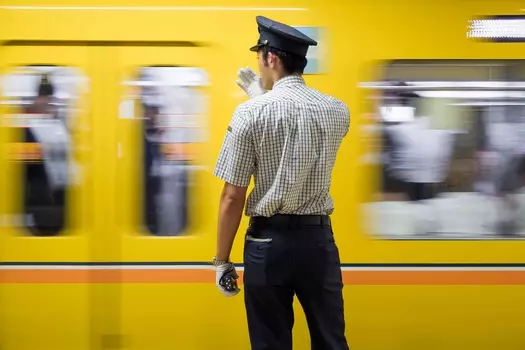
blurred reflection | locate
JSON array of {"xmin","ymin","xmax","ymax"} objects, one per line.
[
  {"xmin": 378, "ymin": 81, "xmax": 460, "ymax": 204},
  {"xmin": 476, "ymin": 105, "xmax": 525, "ymax": 236},
  {"xmin": 126, "ymin": 66, "xmax": 208, "ymax": 236},
  {"xmin": 361, "ymin": 60, "xmax": 525, "ymax": 240},
  {"xmin": 2, "ymin": 66, "xmax": 84, "ymax": 236}
]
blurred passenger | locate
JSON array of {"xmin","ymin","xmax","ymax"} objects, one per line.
[
  {"xmin": 142, "ymin": 100, "xmax": 189, "ymax": 236},
  {"xmin": 379, "ymin": 81, "xmax": 458, "ymax": 203},
  {"xmin": 23, "ymin": 74, "xmax": 65, "ymax": 236},
  {"xmin": 379, "ymin": 81, "xmax": 419, "ymax": 201},
  {"xmin": 476, "ymin": 105, "xmax": 525, "ymax": 236},
  {"xmin": 143, "ymin": 103, "xmax": 162, "ymax": 234}
]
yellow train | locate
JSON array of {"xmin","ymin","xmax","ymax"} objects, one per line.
[{"xmin": 1, "ymin": 1, "xmax": 525, "ymax": 349}]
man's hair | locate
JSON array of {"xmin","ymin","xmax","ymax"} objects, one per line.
[
  {"xmin": 259, "ymin": 46, "xmax": 308, "ymax": 75},
  {"xmin": 382, "ymin": 81, "xmax": 419, "ymax": 107},
  {"xmin": 37, "ymin": 74, "xmax": 54, "ymax": 97}
]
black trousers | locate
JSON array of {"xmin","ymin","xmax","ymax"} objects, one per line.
[{"xmin": 243, "ymin": 215, "xmax": 349, "ymax": 350}]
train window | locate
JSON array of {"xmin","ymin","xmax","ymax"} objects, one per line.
[
  {"xmin": 122, "ymin": 66, "xmax": 208, "ymax": 236},
  {"xmin": 361, "ymin": 59, "xmax": 525, "ymax": 240},
  {"xmin": 293, "ymin": 26, "xmax": 324, "ymax": 74},
  {"xmin": 1, "ymin": 65, "xmax": 86, "ymax": 236}
]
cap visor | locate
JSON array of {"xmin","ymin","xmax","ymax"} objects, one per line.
[{"xmin": 249, "ymin": 44, "xmax": 263, "ymax": 52}]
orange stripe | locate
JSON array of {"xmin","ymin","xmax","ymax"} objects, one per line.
[
  {"xmin": 2, "ymin": 269, "xmax": 525, "ymax": 285},
  {"xmin": 342, "ymin": 271, "xmax": 525, "ymax": 285}
]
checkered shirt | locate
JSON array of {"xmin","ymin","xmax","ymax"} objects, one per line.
[{"xmin": 213, "ymin": 75, "xmax": 350, "ymax": 217}]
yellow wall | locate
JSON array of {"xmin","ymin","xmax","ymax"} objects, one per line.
[{"xmin": 1, "ymin": 1, "xmax": 525, "ymax": 350}]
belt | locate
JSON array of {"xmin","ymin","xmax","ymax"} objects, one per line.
[{"xmin": 249, "ymin": 214, "xmax": 331, "ymax": 228}]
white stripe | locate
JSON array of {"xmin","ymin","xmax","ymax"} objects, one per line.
[
  {"xmin": 341, "ymin": 267, "xmax": 525, "ymax": 271},
  {"xmin": 0, "ymin": 6, "xmax": 307, "ymax": 11},
  {"xmin": 0, "ymin": 265, "xmax": 214, "ymax": 270},
  {"xmin": 0, "ymin": 265, "xmax": 524, "ymax": 271}
]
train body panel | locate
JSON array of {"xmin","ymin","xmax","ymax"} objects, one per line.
[{"xmin": 1, "ymin": 0, "xmax": 525, "ymax": 349}]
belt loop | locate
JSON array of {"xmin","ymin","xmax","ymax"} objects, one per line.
[{"xmin": 321, "ymin": 216, "xmax": 325, "ymax": 228}]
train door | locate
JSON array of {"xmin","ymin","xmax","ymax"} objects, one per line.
[
  {"xmin": 0, "ymin": 45, "xmax": 92, "ymax": 350},
  {"xmin": 114, "ymin": 45, "xmax": 227, "ymax": 349}
]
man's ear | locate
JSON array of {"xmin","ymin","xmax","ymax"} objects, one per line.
[{"xmin": 267, "ymin": 52, "xmax": 278, "ymax": 69}]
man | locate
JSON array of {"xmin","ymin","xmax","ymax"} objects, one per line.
[
  {"xmin": 142, "ymin": 102, "xmax": 163, "ymax": 234},
  {"xmin": 23, "ymin": 74, "xmax": 66, "ymax": 236},
  {"xmin": 380, "ymin": 81, "xmax": 460, "ymax": 203},
  {"xmin": 475, "ymin": 105, "xmax": 525, "ymax": 236},
  {"xmin": 378, "ymin": 81, "xmax": 420, "ymax": 201},
  {"xmin": 212, "ymin": 15, "xmax": 350, "ymax": 350}
]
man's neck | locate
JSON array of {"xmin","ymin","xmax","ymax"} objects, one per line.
[
  {"xmin": 273, "ymin": 71, "xmax": 300, "ymax": 81},
  {"xmin": 271, "ymin": 73, "xmax": 302, "ymax": 88}
]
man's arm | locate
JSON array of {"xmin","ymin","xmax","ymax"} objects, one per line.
[
  {"xmin": 212, "ymin": 105, "xmax": 255, "ymax": 262},
  {"xmin": 216, "ymin": 183, "xmax": 248, "ymax": 261}
]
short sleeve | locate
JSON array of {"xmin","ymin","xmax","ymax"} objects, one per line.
[
  {"xmin": 213, "ymin": 106, "xmax": 255, "ymax": 187},
  {"xmin": 342, "ymin": 103, "xmax": 351, "ymax": 137}
]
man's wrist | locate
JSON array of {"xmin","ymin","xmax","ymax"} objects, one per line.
[{"xmin": 212, "ymin": 256, "xmax": 230, "ymax": 266}]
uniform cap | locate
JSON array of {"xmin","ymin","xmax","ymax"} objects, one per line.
[{"xmin": 249, "ymin": 16, "xmax": 317, "ymax": 57}]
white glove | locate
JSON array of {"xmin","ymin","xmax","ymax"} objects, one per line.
[
  {"xmin": 236, "ymin": 67, "xmax": 266, "ymax": 99},
  {"xmin": 215, "ymin": 262, "xmax": 240, "ymax": 297}
]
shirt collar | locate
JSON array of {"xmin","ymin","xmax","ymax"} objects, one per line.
[{"xmin": 272, "ymin": 75, "xmax": 305, "ymax": 90}]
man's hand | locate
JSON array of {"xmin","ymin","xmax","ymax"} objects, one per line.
[
  {"xmin": 215, "ymin": 262, "xmax": 241, "ymax": 297},
  {"xmin": 236, "ymin": 67, "xmax": 266, "ymax": 99}
]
